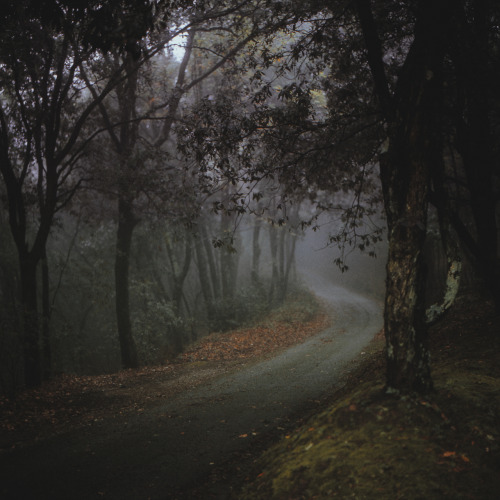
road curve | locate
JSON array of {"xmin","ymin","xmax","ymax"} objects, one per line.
[{"xmin": 0, "ymin": 277, "xmax": 382, "ymax": 500}]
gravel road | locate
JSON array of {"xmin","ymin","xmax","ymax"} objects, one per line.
[{"xmin": 0, "ymin": 276, "xmax": 382, "ymax": 500}]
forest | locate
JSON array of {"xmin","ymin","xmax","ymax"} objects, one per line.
[
  {"xmin": 1, "ymin": 1, "xmax": 499, "ymax": 498},
  {"xmin": 0, "ymin": 0, "xmax": 499, "ymax": 400}
]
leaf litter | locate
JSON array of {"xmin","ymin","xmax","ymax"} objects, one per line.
[{"xmin": 0, "ymin": 293, "xmax": 329, "ymax": 452}]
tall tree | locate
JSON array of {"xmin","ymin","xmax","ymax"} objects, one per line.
[
  {"xmin": 187, "ymin": 0, "xmax": 461, "ymax": 393},
  {"xmin": 354, "ymin": 0, "xmax": 458, "ymax": 393},
  {"xmin": 0, "ymin": 0, "xmax": 158, "ymax": 386}
]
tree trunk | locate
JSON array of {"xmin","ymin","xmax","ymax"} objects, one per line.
[
  {"xmin": 268, "ymin": 223, "xmax": 279, "ymax": 307},
  {"xmin": 282, "ymin": 230, "xmax": 298, "ymax": 301},
  {"xmin": 201, "ymin": 224, "xmax": 221, "ymax": 300},
  {"xmin": 251, "ymin": 218, "xmax": 262, "ymax": 287},
  {"xmin": 428, "ymin": 159, "xmax": 463, "ymax": 324},
  {"xmin": 220, "ymin": 215, "xmax": 231, "ymax": 299},
  {"xmin": 19, "ymin": 255, "xmax": 41, "ymax": 388},
  {"xmin": 357, "ymin": 0, "xmax": 455, "ymax": 394},
  {"xmin": 194, "ymin": 231, "xmax": 213, "ymax": 309},
  {"xmin": 278, "ymin": 227, "xmax": 286, "ymax": 302},
  {"xmin": 115, "ymin": 197, "xmax": 139, "ymax": 369},
  {"xmin": 219, "ymin": 213, "xmax": 240, "ymax": 300},
  {"xmin": 382, "ymin": 151, "xmax": 431, "ymax": 393},
  {"xmin": 41, "ymin": 248, "xmax": 52, "ymax": 380}
]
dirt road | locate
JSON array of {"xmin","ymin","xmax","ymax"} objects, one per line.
[{"xmin": 0, "ymin": 279, "xmax": 382, "ymax": 499}]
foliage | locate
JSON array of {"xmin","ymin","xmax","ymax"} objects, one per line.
[
  {"xmin": 130, "ymin": 279, "xmax": 186, "ymax": 363},
  {"xmin": 48, "ymin": 220, "xmax": 120, "ymax": 375},
  {"xmin": 208, "ymin": 283, "xmax": 270, "ymax": 332},
  {"xmin": 0, "ymin": 0, "xmax": 497, "ymax": 394}
]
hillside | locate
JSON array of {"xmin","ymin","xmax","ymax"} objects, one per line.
[{"xmin": 238, "ymin": 292, "xmax": 500, "ymax": 499}]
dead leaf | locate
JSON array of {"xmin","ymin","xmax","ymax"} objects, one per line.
[{"xmin": 441, "ymin": 451, "xmax": 456, "ymax": 457}]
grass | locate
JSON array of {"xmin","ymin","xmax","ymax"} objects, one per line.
[{"xmin": 238, "ymin": 292, "xmax": 500, "ymax": 499}]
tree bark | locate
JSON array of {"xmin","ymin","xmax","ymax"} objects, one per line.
[
  {"xmin": 268, "ymin": 223, "xmax": 279, "ymax": 307},
  {"xmin": 427, "ymin": 158, "xmax": 463, "ymax": 324},
  {"xmin": 381, "ymin": 149, "xmax": 431, "ymax": 394},
  {"xmin": 251, "ymin": 218, "xmax": 262, "ymax": 287},
  {"xmin": 115, "ymin": 197, "xmax": 139, "ymax": 369},
  {"xmin": 219, "ymin": 213, "xmax": 240, "ymax": 299},
  {"xmin": 194, "ymin": 230, "xmax": 214, "ymax": 309},
  {"xmin": 41, "ymin": 248, "xmax": 52, "ymax": 380},
  {"xmin": 19, "ymin": 255, "xmax": 41, "ymax": 388},
  {"xmin": 200, "ymin": 223, "xmax": 221, "ymax": 300},
  {"xmin": 282, "ymin": 230, "xmax": 298, "ymax": 301},
  {"xmin": 357, "ymin": 0, "xmax": 455, "ymax": 394}
]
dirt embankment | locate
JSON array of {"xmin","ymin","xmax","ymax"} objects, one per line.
[{"xmin": 238, "ymin": 293, "xmax": 500, "ymax": 499}]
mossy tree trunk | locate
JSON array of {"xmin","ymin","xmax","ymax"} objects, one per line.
[{"xmin": 357, "ymin": 0, "xmax": 456, "ymax": 394}]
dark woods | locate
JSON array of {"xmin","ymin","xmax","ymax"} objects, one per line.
[{"xmin": 0, "ymin": 0, "xmax": 498, "ymax": 396}]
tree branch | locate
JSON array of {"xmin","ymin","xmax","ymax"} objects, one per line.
[{"xmin": 355, "ymin": 0, "xmax": 393, "ymax": 119}]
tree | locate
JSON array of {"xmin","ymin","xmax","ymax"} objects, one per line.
[
  {"xmin": 357, "ymin": 0, "xmax": 456, "ymax": 393},
  {"xmin": 184, "ymin": 0, "xmax": 465, "ymax": 394},
  {"xmin": 0, "ymin": 0, "xmax": 159, "ymax": 387}
]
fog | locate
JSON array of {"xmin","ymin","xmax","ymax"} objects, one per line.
[
  {"xmin": 0, "ymin": 202, "xmax": 388, "ymax": 392},
  {"xmin": 295, "ymin": 220, "xmax": 387, "ymax": 302}
]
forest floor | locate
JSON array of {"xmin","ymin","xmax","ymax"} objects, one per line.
[
  {"xmin": 0, "ymin": 291, "xmax": 330, "ymax": 453},
  {"xmin": 238, "ymin": 291, "xmax": 500, "ymax": 499}
]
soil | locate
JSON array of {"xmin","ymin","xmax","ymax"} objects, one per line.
[{"xmin": 0, "ymin": 284, "xmax": 382, "ymax": 499}]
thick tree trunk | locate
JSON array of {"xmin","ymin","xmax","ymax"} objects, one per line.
[
  {"xmin": 358, "ymin": 0, "xmax": 454, "ymax": 394},
  {"xmin": 219, "ymin": 214, "xmax": 240, "ymax": 300},
  {"xmin": 282, "ymin": 230, "xmax": 298, "ymax": 301},
  {"xmin": 428, "ymin": 162, "xmax": 463, "ymax": 324},
  {"xmin": 219, "ymin": 215, "xmax": 232, "ymax": 299},
  {"xmin": 381, "ymin": 105, "xmax": 438, "ymax": 393},
  {"xmin": 278, "ymin": 227, "xmax": 286, "ymax": 302},
  {"xmin": 115, "ymin": 197, "xmax": 139, "ymax": 369},
  {"xmin": 19, "ymin": 256, "xmax": 41, "ymax": 388},
  {"xmin": 382, "ymin": 152, "xmax": 431, "ymax": 393},
  {"xmin": 171, "ymin": 236, "xmax": 192, "ymax": 314}
]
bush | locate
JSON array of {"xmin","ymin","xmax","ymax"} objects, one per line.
[{"xmin": 208, "ymin": 284, "xmax": 269, "ymax": 332}]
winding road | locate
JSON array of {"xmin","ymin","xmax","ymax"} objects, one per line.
[{"xmin": 0, "ymin": 276, "xmax": 382, "ymax": 499}]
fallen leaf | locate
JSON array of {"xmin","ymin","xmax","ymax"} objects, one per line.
[{"xmin": 441, "ymin": 451, "xmax": 456, "ymax": 458}]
